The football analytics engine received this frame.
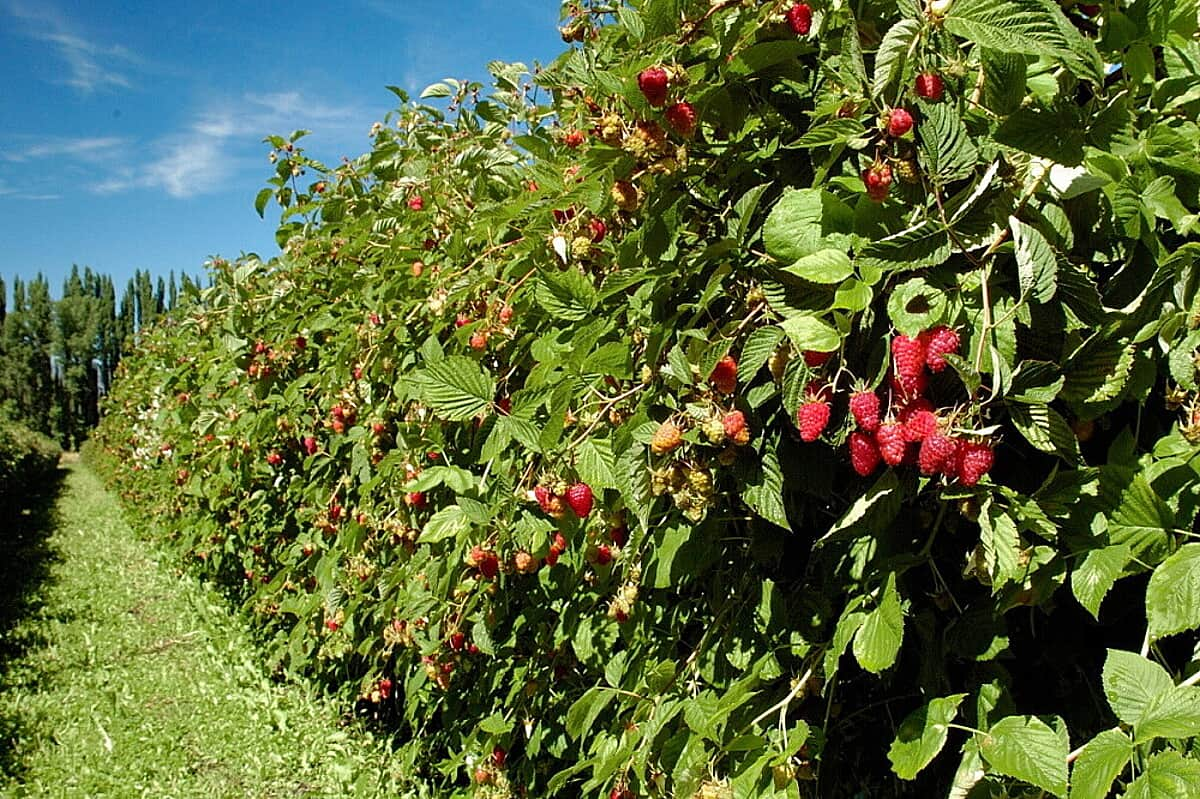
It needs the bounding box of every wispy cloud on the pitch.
[0,178,61,201]
[4,1,138,93]
[2,136,128,163]
[88,92,372,199]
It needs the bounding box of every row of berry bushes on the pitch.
[0,417,61,506]
[89,0,1200,796]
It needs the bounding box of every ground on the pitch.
[0,463,410,798]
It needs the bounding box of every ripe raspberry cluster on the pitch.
[796,327,996,486]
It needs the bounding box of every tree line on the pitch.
[0,267,201,449]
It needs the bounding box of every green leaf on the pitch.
[888,694,967,780]
[1147,544,1200,640]
[887,277,949,337]
[1104,472,1175,565]
[740,326,785,378]
[762,188,851,261]
[421,506,471,544]
[1070,544,1130,620]
[565,686,615,740]
[1010,217,1058,303]
[1102,649,1173,727]
[872,19,921,98]
[980,48,1027,115]
[418,356,495,421]
[1123,750,1200,799]
[1135,684,1200,743]
[819,470,902,544]
[978,715,1069,798]
[994,104,1087,166]
[781,249,854,284]
[945,0,1071,60]
[853,573,904,673]
[535,268,597,321]
[793,118,867,149]
[575,438,618,490]
[742,443,790,530]
[857,221,952,273]
[919,103,979,185]
[780,314,841,352]
[1008,402,1080,461]
[1068,728,1131,799]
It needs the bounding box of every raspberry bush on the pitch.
[89,0,1200,796]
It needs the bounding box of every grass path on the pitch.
[0,464,410,798]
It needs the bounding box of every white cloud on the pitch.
[85,91,371,199]
[2,136,128,163]
[4,1,138,93]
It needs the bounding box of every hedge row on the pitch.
[89,1,1200,797]
[0,418,61,506]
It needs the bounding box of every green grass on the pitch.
[0,463,415,798]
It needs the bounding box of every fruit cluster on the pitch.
[796,327,995,485]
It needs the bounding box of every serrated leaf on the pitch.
[853,573,904,673]
[418,356,495,421]
[889,694,967,780]
[945,0,1071,60]
[782,249,854,284]
[979,715,1068,798]
[1123,750,1200,799]
[742,442,790,530]
[873,19,921,98]
[762,188,825,262]
[575,438,618,490]
[887,277,949,337]
[1008,402,1080,461]
[740,326,785,378]
[793,118,867,148]
[1135,684,1200,743]
[857,221,952,273]
[565,686,615,741]
[1070,544,1130,620]
[981,48,1027,115]
[1102,649,1174,727]
[819,470,902,545]
[919,103,980,185]
[1147,544,1200,640]
[535,269,597,321]
[1104,473,1175,565]
[780,314,841,352]
[1010,217,1058,303]
[421,506,471,544]
[1068,728,1130,799]
[995,104,1087,165]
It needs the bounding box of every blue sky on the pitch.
[0,0,564,299]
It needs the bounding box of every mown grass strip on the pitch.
[0,463,412,798]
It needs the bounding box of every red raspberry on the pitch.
[849,431,881,476]
[565,482,594,517]
[915,72,944,101]
[918,432,957,475]
[901,408,938,442]
[887,108,914,137]
[876,421,907,466]
[722,410,748,440]
[786,2,813,35]
[592,544,613,566]
[710,355,738,394]
[863,162,892,202]
[665,101,697,138]
[848,390,881,432]
[922,326,961,372]
[797,396,831,442]
[803,350,833,368]
[589,218,607,243]
[892,334,926,380]
[889,370,928,402]
[637,66,670,107]
[470,546,499,579]
[956,441,995,485]
[266,451,282,466]
[492,747,507,769]
[408,195,424,211]
[610,525,628,547]
[405,491,428,509]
